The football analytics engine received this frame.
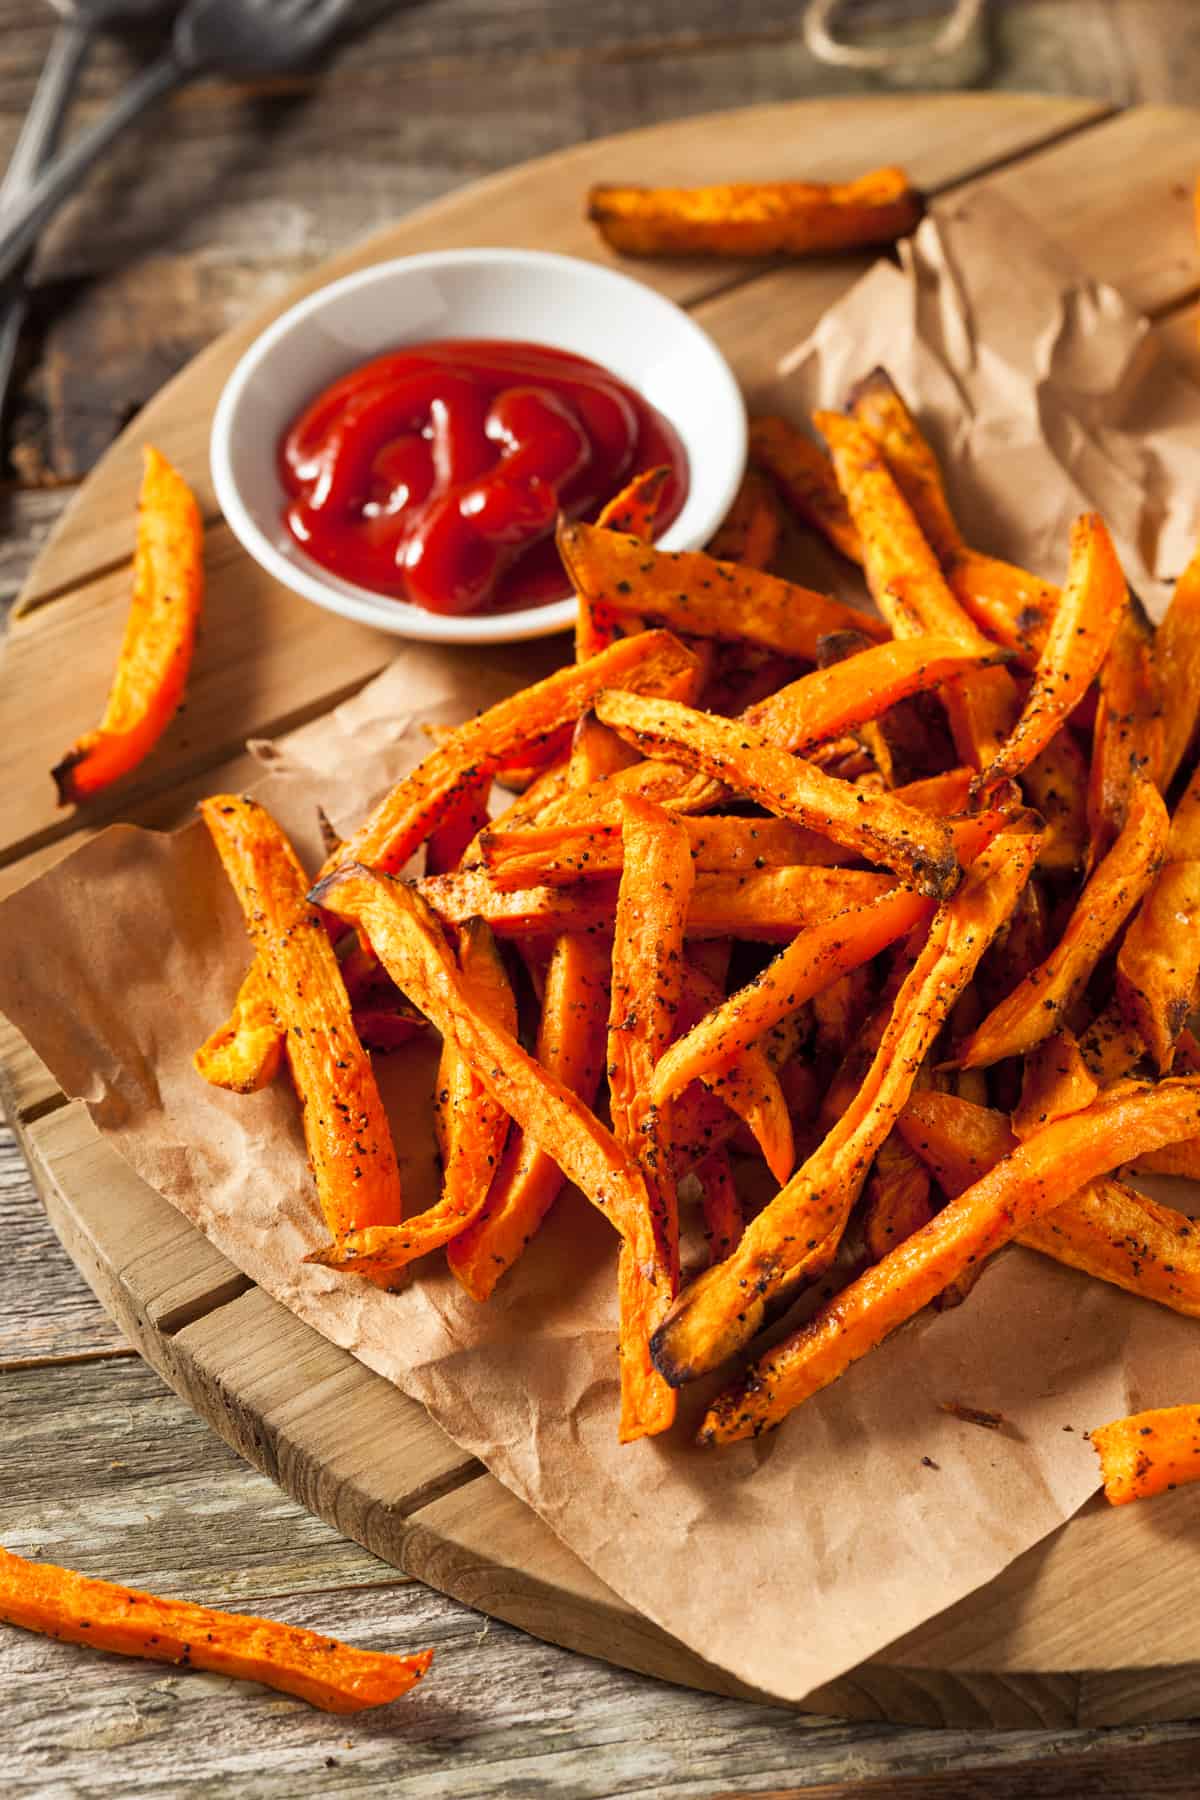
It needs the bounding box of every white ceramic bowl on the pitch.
[210,248,747,645]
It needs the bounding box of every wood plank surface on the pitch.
[4,6,1200,1791]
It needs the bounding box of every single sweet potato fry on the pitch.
[1091,1406,1200,1505]
[650,822,1039,1385]
[53,448,204,805]
[587,167,923,259]
[703,1077,1200,1441]
[957,779,1169,1068]
[748,414,861,562]
[200,797,403,1241]
[706,468,782,570]
[425,769,492,875]
[1156,535,1200,790]
[312,866,657,1257]
[651,886,933,1110]
[576,464,672,660]
[0,1546,431,1712]
[592,690,959,897]
[193,960,282,1093]
[310,920,517,1287]
[898,1088,1200,1318]
[1116,763,1200,1073]
[978,513,1127,791]
[1078,998,1149,1086]
[558,520,887,662]
[816,409,1017,766]
[1087,593,1163,863]
[608,796,693,1440]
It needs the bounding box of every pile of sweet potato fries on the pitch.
[179,369,1200,1479]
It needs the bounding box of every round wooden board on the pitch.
[5,93,1200,1728]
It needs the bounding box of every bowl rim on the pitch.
[210,245,748,645]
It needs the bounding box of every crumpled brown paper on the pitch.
[3,192,1200,1705]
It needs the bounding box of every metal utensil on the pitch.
[0,3,175,437]
[803,0,984,71]
[0,0,356,294]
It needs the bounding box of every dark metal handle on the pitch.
[0,51,184,292]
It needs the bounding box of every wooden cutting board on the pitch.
[4,93,1200,1729]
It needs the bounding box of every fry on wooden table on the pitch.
[53,447,204,806]
[0,1546,431,1712]
[587,166,923,259]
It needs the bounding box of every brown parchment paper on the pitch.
[4,192,1200,1705]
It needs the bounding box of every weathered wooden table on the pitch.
[5,3,1200,1794]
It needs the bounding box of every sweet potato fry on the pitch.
[1091,1406,1200,1506]
[193,960,282,1094]
[310,921,517,1287]
[608,797,693,1440]
[0,1546,431,1712]
[592,690,959,897]
[1116,763,1200,1072]
[420,864,894,943]
[312,866,656,1255]
[1087,593,1163,862]
[862,1133,935,1263]
[480,814,852,889]
[703,1077,1200,1441]
[576,465,672,661]
[748,414,861,562]
[1012,1030,1100,1140]
[446,931,611,1300]
[899,1090,1200,1325]
[706,468,782,570]
[892,767,975,815]
[696,1147,744,1266]
[567,711,641,786]
[651,887,933,1110]
[558,521,887,662]
[1020,731,1090,872]
[816,409,1018,767]
[53,448,204,805]
[977,513,1126,790]
[587,167,923,259]
[650,822,1039,1385]
[1156,536,1200,790]
[847,369,1057,666]
[200,797,403,1241]
[956,779,1169,1068]
[352,1007,428,1053]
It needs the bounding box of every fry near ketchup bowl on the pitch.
[210,248,747,645]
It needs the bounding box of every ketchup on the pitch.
[280,339,688,615]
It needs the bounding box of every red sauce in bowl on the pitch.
[279,339,688,616]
